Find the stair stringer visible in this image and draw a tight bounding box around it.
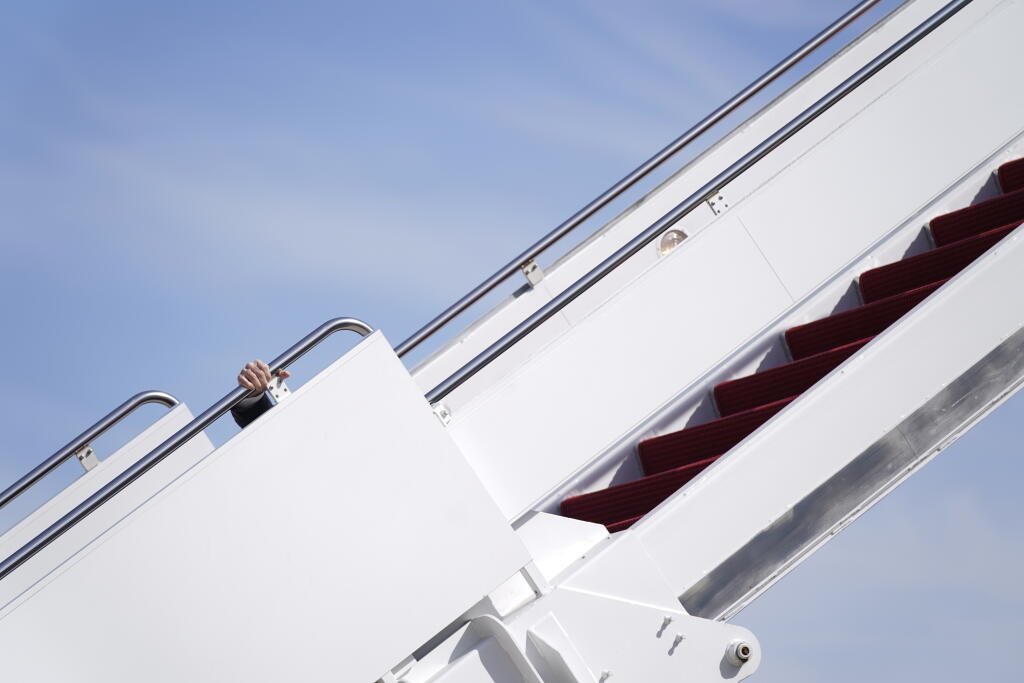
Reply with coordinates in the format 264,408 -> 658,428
625,222 -> 1024,614
527,128 -> 1024,520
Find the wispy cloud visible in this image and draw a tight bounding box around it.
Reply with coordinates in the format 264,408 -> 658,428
688,0 -> 853,30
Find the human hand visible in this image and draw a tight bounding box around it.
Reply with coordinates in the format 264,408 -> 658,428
237,360 -> 291,395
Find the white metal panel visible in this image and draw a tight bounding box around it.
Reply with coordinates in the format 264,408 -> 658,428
447,218 -> 793,519
0,332 -> 529,683
736,0 -> 1024,299
513,512 -> 607,584
0,403 -> 213,606
426,638 -> 526,683
635,226 -> 1024,597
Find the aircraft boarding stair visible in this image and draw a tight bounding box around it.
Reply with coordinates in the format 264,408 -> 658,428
560,158 -> 1024,532
1,0 -> 1022,681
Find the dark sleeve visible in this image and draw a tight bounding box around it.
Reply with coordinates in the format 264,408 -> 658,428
231,393 -> 274,429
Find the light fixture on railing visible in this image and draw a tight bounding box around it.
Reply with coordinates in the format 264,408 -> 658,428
659,229 -> 688,255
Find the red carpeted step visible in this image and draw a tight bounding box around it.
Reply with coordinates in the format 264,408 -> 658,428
859,224 -> 1015,303
640,396 -> 795,475
786,281 -> 943,360
560,457 -> 719,527
930,187 -> 1024,247
998,158 -> 1024,193
606,515 -> 642,533
714,337 -> 871,416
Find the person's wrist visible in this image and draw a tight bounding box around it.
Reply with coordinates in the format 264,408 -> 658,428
236,392 -> 265,406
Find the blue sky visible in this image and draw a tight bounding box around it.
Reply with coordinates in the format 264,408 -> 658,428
2,1 -> 1020,681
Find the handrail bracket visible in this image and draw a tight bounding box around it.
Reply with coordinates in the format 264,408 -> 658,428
521,259 -> 545,287
707,190 -> 731,216
74,445 -> 100,473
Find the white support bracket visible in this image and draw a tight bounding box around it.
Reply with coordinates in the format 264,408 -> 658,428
266,375 -> 291,403
73,444 -> 100,473
706,190 -> 730,216
433,404 -> 453,426
508,587 -> 761,682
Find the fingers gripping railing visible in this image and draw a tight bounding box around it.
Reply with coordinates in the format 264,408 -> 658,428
426,0 -> 974,404
0,391 -> 179,512
0,317 -> 374,581
394,0 -> 885,358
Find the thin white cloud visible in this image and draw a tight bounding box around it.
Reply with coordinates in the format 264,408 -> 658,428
689,0 -> 852,30
560,0 -> 766,100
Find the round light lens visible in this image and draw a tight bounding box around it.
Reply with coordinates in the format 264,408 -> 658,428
659,229 -> 688,255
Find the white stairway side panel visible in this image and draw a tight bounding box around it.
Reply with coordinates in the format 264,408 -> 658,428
0,403 -> 213,607
737,0 -> 1024,299
448,218 -> 793,519
0,332 -> 529,683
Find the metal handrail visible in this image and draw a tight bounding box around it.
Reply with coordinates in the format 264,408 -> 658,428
0,391 -> 179,512
426,0 -> 973,404
394,0 -> 885,358
0,317 -> 374,581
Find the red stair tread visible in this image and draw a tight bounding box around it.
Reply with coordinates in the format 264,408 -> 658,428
998,158 -> 1024,194
859,224 -> 1015,303
929,187 -> 1024,247
560,457 -> 719,527
606,516 -> 642,533
714,337 -> 871,417
786,281 -> 943,361
640,396 -> 795,475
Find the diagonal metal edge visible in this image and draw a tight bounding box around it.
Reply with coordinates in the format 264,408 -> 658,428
681,323 -> 1024,620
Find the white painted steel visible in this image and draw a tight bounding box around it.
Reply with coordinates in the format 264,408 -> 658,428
513,512 -> 608,584
537,131 -> 1024,516
408,0 -> 949,396
445,0 -> 1024,521
421,636 -> 530,683
413,534 -> 761,683
512,588 -> 760,682
634,222 -> 1024,604
448,218 -> 794,519
0,403 -> 213,606
735,2 -> 1022,297
0,333 -> 529,683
